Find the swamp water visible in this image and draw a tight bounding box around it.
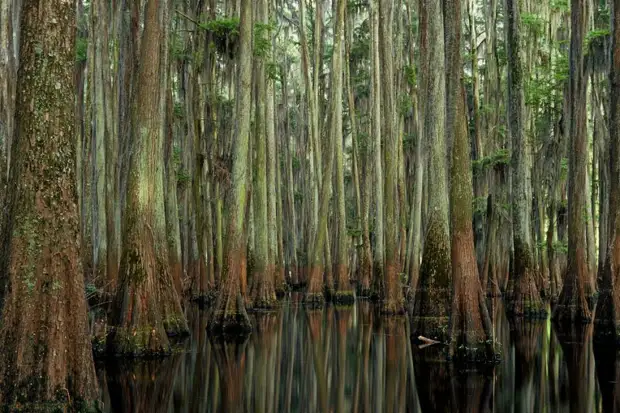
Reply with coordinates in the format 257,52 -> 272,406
96,293 -> 617,412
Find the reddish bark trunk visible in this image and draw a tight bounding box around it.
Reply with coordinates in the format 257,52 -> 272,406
0,0 -> 99,406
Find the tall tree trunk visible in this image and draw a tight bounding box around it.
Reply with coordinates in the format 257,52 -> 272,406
505,0 -> 546,318
108,0 -> 189,356
379,0 -> 405,314
208,0 -> 253,334
445,0 -> 494,363
0,0 -> 98,405
332,0 -> 354,304
595,0 -> 620,337
554,0 -> 593,324
249,0 -> 277,309
371,0 -> 385,299
411,0 -> 452,341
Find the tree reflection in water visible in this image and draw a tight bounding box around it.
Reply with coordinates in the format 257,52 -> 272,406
97,299 -> 609,412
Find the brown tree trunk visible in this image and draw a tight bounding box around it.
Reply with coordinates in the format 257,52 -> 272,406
207,0 -> 253,335
445,0 -> 494,362
554,0 -> 593,324
379,0 -> 405,314
108,0 -> 189,356
595,0 -> 620,337
0,0 -> 98,406
411,0 -> 452,341
505,0 -> 546,318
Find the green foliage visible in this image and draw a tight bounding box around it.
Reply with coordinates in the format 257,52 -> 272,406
404,64 -> 417,88
473,197 -> 487,217
552,240 -> 568,254
266,61 -> 279,81
76,36 -> 88,63
550,0 -> 569,12
472,149 -> 511,175
254,22 -> 275,58
586,29 -> 610,45
173,102 -> 185,119
199,17 -> 240,57
521,13 -> 546,36
398,94 -> 413,116
402,133 -> 416,151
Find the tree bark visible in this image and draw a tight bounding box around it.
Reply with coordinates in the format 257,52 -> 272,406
411,0 -> 452,341
207,0 -> 253,335
505,0 -> 546,318
595,0 -> 620,338
108,0 -> 189,355
554,0 -> 593,324
379,0 -> 405,314
0,0 -> 98,405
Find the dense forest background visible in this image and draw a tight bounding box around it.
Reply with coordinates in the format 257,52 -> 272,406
1,0 -> 620,408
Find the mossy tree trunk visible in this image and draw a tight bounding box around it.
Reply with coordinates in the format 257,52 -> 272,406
595,0 -> 620,339
411,0 -> 451,341
90,0 -> 109,292
445,0 -> 495,362
505,0 -> 546,318
249,0 -> 277,310
0,0 -> 99,406
554,0 -> 593,324
379,0 -> 405,314
208,0 -> 253,335
370,0 -> 385,300
305,0 -> 347,307
332,0 -> 354,305
108,0 -> 189,356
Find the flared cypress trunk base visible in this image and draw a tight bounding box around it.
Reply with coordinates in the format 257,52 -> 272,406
553,269 -> 593,324
208,247 -> 252,338
594,263 -> 620,343
107,326 -> 171,357
506,267 -> 548,319
248,266 -> 278,310
163,312 -> 191,337
411,314 -> 450,342
413,219 -> 452,341
191,289 -> 218,306
275,266 -> 289,298
304,264 -> 326,307
208,309 -> 252,337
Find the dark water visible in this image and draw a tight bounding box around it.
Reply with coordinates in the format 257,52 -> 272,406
96,294 -> 620,412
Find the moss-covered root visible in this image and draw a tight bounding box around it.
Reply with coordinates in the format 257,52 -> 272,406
332,289 -> 355,305
106,326 -> 172,357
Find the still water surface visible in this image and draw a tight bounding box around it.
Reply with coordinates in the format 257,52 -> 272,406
96,293 -> 620,412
